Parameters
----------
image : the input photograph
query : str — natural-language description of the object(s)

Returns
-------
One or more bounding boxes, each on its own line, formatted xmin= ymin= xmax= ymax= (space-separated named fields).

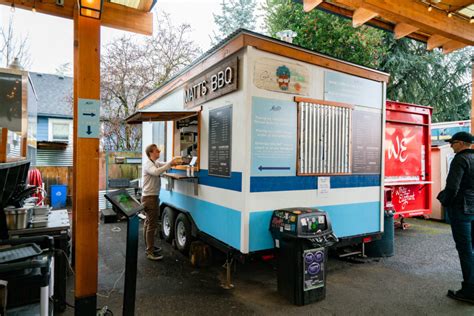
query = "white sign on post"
xmin=78 ymin=98 xmax=100 ymax=138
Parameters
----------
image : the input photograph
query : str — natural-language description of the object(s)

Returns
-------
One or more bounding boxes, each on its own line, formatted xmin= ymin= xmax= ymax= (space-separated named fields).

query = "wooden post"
xmin=471 ymin=56 xmax=473 ymax=134
xmin=73 ymin=11 xmax=100 ymax=314
xmin=0 ymin=128 xmax=7 ymax=163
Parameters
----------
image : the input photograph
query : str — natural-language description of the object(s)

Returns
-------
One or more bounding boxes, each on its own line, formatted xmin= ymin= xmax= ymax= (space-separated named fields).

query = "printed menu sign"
xmin=352 ymin=110 xmax=382 ymax=174
xmin=208 ymin=105 xmax=232 ymax=177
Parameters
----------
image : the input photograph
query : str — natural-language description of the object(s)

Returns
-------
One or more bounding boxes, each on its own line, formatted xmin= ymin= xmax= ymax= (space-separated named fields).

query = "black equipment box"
xmin=270 ymin=208 xmax=337 ymax=306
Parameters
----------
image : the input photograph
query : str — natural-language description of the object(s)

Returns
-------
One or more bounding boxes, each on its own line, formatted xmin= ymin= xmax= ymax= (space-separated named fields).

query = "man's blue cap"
xmin=446 ymin=131 xmax=474 ymax=144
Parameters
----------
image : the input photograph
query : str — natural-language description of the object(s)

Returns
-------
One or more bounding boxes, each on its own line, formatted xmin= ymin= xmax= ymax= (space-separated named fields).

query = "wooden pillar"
xmin=0 ymin=128 xmax=7 ymax=163
xmin=73 ymin=11 xmax=100 ymax=314
xmin=471 ymin=56 xmax=473 ymax=134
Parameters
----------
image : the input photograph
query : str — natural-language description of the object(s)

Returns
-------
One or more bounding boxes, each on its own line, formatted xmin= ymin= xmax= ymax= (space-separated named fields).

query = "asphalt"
xmin=59 ymin=217 xmax=474 ymax=316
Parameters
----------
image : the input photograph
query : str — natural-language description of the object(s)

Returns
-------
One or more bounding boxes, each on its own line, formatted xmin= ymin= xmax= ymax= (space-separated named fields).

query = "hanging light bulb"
xmin=427 ymin=4 xmax=433 ymax=12
xmin=10 ymin=0 xmax=15 ymax=12
xmin=471 ymin=16 xmax=474 ymax=23
xmin=32 ymin=0 xmax=36 ymax=12
xmin=447 ymin=12 xmax=453 ymax=18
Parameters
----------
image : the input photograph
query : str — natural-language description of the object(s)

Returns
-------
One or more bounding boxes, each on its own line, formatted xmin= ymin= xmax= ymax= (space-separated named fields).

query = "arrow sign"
xmin=78 ymin=98 xmax=100 ymax=138
xmin=258 ymin=166 xmax=291 ymax=171
xmin=86 ymin=126 xmax=92 ymax=135
xmin=83 ymin=112 xmax=96 ymax=117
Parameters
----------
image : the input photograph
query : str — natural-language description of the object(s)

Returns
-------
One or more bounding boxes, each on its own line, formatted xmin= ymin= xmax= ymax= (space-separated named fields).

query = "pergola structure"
xmin=302 ymin=0 xmax=473 ymax=131
xmin=0 ymin=0 xmax=472 ymax=314
xmin=0 ymin=0 xmax=153 ymax=314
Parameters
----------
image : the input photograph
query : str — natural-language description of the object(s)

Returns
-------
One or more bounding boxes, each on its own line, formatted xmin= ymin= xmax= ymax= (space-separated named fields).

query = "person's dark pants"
xmin=141 ymin=195 xmax=160 ymax=254
xmin=448 ymin=207 xmax=474 ymax=295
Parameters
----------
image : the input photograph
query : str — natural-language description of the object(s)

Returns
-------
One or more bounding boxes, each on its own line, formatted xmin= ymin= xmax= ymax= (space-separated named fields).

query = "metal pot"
xmin=16 ymin=208 xmax=30 ymax=229
xmin=4 ymin=209 xmax=17 ymax=230
xmin=3 ymin=208 xmax=31 ymax=230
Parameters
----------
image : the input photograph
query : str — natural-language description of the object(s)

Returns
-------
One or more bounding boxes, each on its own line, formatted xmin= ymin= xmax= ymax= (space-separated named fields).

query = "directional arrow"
xmin=83 ymin=112 xmax=96 ymax=117
xmin=86 ymin=126 xmax=92 ymax=135
xmin=258 ymin=166 xmax=291 ymax=171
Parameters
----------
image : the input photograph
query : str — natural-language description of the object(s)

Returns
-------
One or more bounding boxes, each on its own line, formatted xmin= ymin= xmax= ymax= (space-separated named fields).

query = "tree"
xmin=381 ymin=37 xmax=472 ymax=122
xmin=100 ymin=13 xmax=201 ymax=151
xmin=263 ymin=0 xmax=388 ymax=69
xmin=211 ymin=0 xmax=258 ymax=44
xmin=0 ymin=16 xmax=30 ymax=68
xmin=263 ymin=0 xmax=472 ymax=122
xmin=55 ymin=62 xmax=72 ymax=76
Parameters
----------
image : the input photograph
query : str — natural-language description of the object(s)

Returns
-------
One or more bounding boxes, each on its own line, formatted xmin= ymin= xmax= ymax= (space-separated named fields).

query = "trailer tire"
xmin=161 ymin=206 xmax=176 ymax=243
xmin=175 ymin=213 xmax=193 ymax=254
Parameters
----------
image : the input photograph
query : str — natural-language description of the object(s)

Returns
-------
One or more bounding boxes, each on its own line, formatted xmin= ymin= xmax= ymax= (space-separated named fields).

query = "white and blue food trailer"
xmin=127 ymin=29 xmax=389 ymax=256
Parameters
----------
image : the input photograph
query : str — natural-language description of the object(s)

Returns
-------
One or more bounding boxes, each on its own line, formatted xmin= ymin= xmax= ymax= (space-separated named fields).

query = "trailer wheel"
xmin=161 ymin=206 xmax=176 ymax=242
xmin=175 ymin=213 xmax=193 ymax=254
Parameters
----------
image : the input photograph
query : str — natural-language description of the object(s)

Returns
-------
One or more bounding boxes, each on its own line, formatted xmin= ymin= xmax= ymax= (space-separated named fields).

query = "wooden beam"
xmin=427 ymin=34 xmax=450 ymax=50
xmin=318 ymin=2 xmax=429 ymax=42
xmin=0 ymin=0 xmax=152 ymax=35
xmin=303 ymin=0 xmax=323 ymax=12
xmin=442 ymin=40 xmax=467 ymax=54
xmin=333 ymin=0 xmax=474 ymax=45
xmin=73 ymin=10 xmax=100 ymax=314
xmin=472 ymin=57 xmax=474 ymax=137
xmin=393 ymin=23 xmax=419 ymax=39
xmin=352 ymin=7 xmax=378 ymax=27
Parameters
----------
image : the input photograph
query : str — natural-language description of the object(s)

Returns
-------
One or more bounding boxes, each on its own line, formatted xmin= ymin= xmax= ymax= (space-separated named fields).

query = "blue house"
xmin=29 ymin=72 xmax=73 ymax=167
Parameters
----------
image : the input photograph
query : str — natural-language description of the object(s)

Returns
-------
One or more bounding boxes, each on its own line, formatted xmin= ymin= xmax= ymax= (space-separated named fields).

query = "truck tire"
xmin=161 ymin=206 xmax=176 ymax=243
xmin=175 ymin=213 xmax=192 ymax=254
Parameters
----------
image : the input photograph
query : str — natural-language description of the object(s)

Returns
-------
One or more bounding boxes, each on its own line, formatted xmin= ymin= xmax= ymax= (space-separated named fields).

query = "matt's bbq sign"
xmin=184 ymin=57 xmax=238 ymax=109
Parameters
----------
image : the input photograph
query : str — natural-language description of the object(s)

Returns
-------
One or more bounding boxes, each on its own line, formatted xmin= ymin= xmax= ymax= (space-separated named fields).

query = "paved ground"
xmin=59 ymin=217 xmax=474 ymax=316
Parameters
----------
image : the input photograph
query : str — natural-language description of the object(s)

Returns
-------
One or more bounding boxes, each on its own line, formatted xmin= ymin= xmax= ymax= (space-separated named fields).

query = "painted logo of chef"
xmin=276 ymin=65 xmax=291 ymax=91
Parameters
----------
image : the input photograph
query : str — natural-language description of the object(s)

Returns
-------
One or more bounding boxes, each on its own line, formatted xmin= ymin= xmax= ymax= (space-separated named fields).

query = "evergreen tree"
xmin=211 ymin=0 xmax=258 ymax=44
xmin=263 ymin=0 xmax=472 ymax=122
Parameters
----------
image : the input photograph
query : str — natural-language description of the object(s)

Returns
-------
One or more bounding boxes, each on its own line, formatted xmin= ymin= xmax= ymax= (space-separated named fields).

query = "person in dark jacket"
xmin=437 ymin=131 xmax=474 ymax=304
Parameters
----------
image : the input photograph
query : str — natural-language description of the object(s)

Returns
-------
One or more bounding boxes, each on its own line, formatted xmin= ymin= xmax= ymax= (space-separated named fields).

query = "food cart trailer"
xmin=384 ymin=101 xmax=432 ymax=229
xmin=127 ymin=29 xmax=389 ymax=258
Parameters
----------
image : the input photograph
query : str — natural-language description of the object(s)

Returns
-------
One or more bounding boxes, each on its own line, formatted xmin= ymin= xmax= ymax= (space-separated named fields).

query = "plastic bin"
xmin=50 ymin=185 xmax=67 ymax=209
xmin=365 ymin=210 xmax=395 ymax=257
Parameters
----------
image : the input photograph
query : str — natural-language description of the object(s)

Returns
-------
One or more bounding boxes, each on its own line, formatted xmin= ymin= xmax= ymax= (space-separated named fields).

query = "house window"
xmin=296 ymin=97 xmax=353 ymax=175
xmin=49 ymin=118 xmax=72 ymax=142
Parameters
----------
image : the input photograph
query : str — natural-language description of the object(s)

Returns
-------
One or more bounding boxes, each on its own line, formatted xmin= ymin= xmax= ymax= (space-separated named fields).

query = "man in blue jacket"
xmin=438 ymin=131 xmax=474 ymax=303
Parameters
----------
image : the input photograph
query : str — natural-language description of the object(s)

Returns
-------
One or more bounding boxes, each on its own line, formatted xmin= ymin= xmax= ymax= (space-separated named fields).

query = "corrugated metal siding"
xmin=36 ymin=147 xmax=73 ymax=166
xmin=37 ymin=116 xmax=49 ymax=141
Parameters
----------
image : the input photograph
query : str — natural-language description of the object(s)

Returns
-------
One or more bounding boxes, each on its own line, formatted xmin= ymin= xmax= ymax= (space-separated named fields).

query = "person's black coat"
xmin=438 ymin=149 xmax=474 ymax=213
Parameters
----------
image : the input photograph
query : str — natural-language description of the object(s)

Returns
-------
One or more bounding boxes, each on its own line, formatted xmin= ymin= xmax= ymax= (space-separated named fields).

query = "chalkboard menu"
xmin=208 ymin=105 xmax=232 ymax=177
xmin=352 ymin=110 xmax=382 ymax=174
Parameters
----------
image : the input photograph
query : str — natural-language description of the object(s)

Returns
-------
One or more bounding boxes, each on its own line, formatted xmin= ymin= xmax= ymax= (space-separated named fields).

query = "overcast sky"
xmin=0 ymin=0 xmax=265 ymax=75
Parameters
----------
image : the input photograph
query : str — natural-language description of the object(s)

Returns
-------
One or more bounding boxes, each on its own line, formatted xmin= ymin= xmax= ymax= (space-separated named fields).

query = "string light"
xmin=471 ymin=17 xmax=474 ymax=23
xmin=10 ymin=0 xmax=15 ymax=12
xmin=447 ymin=12 xmax=453 ymax=18
xmin=427 ymin=4 xmax=432 ymax=12
xmin=32 ymin=0 xmax=36 ymax=12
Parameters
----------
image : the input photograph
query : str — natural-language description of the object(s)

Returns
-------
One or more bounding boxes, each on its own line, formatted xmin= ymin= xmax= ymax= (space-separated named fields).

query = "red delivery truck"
xmin=385 ymin=101 xmax=433 ymax=229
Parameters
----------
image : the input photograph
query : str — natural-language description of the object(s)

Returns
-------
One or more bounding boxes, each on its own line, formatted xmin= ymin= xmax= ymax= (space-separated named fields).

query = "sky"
xmin=0 ymin=0 xmax=265 ymax=75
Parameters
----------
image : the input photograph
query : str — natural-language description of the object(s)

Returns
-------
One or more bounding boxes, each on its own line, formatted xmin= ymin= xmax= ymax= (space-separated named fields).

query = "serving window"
xmin=125 ymin=110 xmax=200 ymax=171
xmin=172 ymin=114 xmax=200 ymax=171
xmin=296 ymin=97 xmax=353 ymax=176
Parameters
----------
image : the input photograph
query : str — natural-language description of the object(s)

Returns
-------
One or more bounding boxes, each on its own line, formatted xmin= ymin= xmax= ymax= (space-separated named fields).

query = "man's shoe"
xmin=447 ymin=289 xmax=474 ymax=304
xmin=146 ymin=252 xmax=164 ymax=261
xmin=145 ymin=246 xmax=162 ymax=254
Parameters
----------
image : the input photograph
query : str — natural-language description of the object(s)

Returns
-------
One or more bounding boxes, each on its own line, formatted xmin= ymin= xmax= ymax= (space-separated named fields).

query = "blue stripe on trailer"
xmin=249 ymin=174 xmax=381 ymax=192
xmin=249 ymin=201 xmax=381 ymax=252
xmin=160 ymin=190 xmax=241 ymax=250
xmin=168 ymin=169 xmax=242 ymax=192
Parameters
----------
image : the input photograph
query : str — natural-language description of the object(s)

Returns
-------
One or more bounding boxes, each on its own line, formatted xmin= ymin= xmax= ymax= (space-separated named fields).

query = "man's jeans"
xmin=448 ymin=208 xmax=474 ymax=294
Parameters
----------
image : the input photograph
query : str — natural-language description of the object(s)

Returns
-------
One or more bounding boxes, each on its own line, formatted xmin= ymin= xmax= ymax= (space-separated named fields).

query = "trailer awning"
xmin=125 ymin=110 xmax=199 ymax=124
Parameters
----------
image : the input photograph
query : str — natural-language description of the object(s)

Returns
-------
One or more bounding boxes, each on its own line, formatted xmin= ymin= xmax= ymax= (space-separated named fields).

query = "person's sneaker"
xmin=144 ymin=246 xmax=162 ymax=255
xmin=146 ymin=252 xmax=163 ymax=261
xmin=447 ymin=289 xmax=474 ymax=304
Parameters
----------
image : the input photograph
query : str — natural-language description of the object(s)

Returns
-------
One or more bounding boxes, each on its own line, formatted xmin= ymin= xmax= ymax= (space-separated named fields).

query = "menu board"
xmin=208 ymin=105 xmax=232 ymax=177
xmin=352 ymin=110 xmax=382 ymax=174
